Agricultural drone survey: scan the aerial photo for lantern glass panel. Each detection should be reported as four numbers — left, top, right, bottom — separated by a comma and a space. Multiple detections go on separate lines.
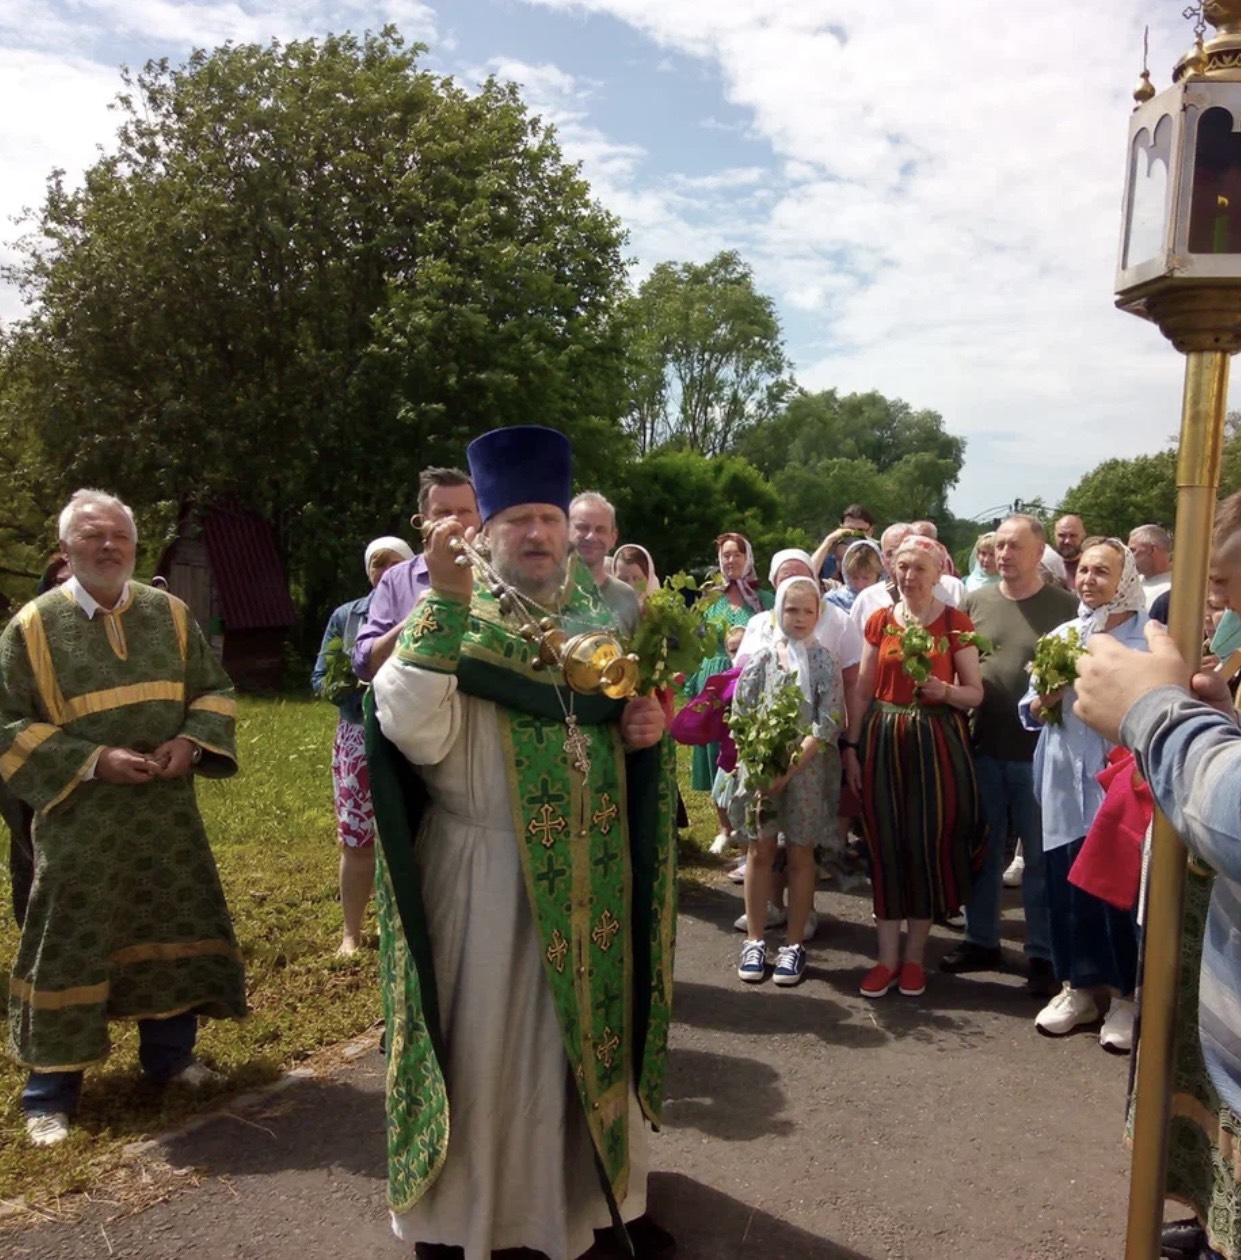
1125, 114, 1173, 270
1188, 105, 1241, 254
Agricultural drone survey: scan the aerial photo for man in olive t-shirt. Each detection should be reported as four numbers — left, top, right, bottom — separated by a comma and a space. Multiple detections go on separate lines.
941, 515, 1079, 992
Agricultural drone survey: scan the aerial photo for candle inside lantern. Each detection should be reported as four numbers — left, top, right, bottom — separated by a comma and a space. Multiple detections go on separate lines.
1216, 194, 1231, 253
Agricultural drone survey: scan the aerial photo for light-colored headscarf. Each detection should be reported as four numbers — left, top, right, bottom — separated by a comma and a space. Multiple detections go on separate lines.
364, 535, 414, 577
767, 547, 816, 585
1077, 539, 1144, 634
829, 538, 884, 610
892, 534, 944, 572
614, 543, 660, 601
965, 533, 999, 592
773, 575, 823, 702
717, 532, 763, 613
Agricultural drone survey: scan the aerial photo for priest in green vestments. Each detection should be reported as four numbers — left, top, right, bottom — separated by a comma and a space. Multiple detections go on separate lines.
0, 490, 247, 1147
367, 426, 679, 1260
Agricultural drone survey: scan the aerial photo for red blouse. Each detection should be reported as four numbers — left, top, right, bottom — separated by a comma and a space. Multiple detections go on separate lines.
865, 604, 976, 706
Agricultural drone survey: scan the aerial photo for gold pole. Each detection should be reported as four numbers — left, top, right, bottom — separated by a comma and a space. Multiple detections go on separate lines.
1123, 348, 1229, 1260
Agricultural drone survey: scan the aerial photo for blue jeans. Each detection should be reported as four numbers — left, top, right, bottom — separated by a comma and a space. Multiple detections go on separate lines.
964, 756, 1051, 961
22, 1010, 199, 1117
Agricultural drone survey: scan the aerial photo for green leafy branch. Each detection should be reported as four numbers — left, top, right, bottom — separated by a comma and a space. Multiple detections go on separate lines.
728, 679, 815, 833
1028, 627, 1085, 726
627, 571, 724, 691
319, 635, 359, 705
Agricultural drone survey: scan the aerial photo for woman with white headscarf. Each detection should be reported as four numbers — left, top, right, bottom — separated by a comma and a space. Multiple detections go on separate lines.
612, 543, 660, 604
1019, 537, 1146, 1052
312, 535, 414, 955
682, 533, 775, 831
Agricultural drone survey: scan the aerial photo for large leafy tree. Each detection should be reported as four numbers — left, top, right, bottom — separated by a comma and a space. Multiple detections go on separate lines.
622, 251, 792, 456
1059, 452, 1180, 539
610, 449, 794, 578
1, 30, 631, 631
738, 388, 966, 540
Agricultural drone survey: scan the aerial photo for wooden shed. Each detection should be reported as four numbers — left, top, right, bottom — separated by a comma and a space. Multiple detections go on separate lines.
156, 504, 298, 692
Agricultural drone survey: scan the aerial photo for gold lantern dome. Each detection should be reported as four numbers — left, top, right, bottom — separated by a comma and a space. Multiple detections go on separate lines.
1117, 0, 1241, 351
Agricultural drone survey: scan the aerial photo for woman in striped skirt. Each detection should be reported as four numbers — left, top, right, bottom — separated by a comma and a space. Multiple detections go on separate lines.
843, 535, 985, 1000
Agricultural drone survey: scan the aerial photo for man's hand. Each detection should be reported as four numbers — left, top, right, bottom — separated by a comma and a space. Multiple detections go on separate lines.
1074, 621, 1194, 743
95, 747, 160, 785
620, 695, 664, 750
424, 517, 475, 600
151, 737, 196, 780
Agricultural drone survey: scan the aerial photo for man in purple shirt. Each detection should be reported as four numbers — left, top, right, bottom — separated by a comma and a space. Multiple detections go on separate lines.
352, 468, 480, 681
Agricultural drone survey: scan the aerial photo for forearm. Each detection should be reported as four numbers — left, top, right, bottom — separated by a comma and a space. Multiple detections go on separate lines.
946, 680, 983, 709
1122, 686, 1241, 881
365, 622, 405, 678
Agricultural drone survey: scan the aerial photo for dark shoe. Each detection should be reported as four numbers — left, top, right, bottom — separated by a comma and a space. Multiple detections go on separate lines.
1024, 957, 1059, 998
414, 1246, 464, 1260
1160, 1218, 1206, 1260
939, 941, 1002, 974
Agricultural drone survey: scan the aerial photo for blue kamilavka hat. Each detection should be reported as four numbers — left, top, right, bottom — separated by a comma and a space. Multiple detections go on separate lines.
466, 426, 573, 523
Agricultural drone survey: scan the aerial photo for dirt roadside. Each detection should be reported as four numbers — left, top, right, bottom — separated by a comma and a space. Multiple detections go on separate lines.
6, 880, 1133, 1260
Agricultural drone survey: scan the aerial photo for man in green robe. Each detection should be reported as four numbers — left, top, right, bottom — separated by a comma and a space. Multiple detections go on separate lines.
367, 426, 678, 1260
0, 489, 247, 1147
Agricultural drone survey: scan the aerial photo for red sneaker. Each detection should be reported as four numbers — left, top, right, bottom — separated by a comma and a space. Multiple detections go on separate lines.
898, 962, 927, 996
860, 964, 898, 998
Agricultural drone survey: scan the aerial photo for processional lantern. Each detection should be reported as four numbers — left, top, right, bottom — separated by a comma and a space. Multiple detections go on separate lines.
1116, 5, 1241, 1259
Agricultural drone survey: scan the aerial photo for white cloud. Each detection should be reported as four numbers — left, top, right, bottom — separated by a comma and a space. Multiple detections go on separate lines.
513, 0, 1201, 515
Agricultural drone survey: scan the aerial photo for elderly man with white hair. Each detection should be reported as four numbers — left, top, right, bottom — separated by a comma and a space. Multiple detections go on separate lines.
0, 489, 246, 1147
1129, 523, 1173, 607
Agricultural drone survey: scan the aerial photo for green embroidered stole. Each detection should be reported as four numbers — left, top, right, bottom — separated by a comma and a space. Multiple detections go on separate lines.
366, 559, 677, 1218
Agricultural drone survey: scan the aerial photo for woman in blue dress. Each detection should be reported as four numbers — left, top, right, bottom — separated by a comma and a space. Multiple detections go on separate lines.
1020, 538, 1147, 1053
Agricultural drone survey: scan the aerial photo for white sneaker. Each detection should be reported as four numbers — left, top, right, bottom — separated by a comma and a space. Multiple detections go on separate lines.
1100, 997, 1136, 1053
170, 1061, 224, 1088
1035, 986, 1100, 1036
1002, 849, 1025, 888
801, 910, 820, 942
733, 902, 788, 932
708, 831, 732, 855
26, 1112, 70, 1147
727, 859, 747, 884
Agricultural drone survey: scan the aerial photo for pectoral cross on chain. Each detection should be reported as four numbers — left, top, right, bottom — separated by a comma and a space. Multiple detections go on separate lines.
563, 714, 592, 779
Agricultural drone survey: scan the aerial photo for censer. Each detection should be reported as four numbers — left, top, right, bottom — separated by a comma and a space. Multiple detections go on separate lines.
415, 517, 640, 700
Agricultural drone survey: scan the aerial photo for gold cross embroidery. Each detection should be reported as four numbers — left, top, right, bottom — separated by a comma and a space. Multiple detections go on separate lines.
546, 929, 568, 974
528, 803, 568, 849
410, 603, 443, 638
591, 793, 619, 835
594, 1025, 620, 1069
591, 909, 620, 952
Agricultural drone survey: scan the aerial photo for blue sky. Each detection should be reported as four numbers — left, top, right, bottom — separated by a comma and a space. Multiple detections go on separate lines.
0, 1, 1209, 522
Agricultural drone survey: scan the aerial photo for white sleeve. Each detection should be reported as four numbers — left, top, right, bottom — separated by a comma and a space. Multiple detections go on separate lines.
849, 584, 885, 629
736, 612, 768, 661
817, 602, 863, 671
372, 659, 462, 767
937, 575, 965, 607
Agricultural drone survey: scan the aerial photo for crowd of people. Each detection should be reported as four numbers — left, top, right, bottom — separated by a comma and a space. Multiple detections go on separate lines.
4, 448, 1241, 1260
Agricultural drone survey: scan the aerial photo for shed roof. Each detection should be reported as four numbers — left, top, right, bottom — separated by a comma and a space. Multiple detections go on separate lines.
201, 506, 298, 630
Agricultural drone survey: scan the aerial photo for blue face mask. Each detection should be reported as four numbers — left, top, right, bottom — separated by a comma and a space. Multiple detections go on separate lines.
1212, 608, 1241, 658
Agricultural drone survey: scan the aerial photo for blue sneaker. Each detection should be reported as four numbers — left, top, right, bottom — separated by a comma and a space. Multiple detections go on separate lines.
737, 938, 767, 982
773, 944, 806, 987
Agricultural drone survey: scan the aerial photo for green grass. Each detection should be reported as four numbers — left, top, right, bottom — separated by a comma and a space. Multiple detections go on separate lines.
0, 698, 725, 1211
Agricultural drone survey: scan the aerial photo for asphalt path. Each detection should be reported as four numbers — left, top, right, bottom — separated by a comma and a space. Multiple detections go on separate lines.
7, 879, 1133, 1260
